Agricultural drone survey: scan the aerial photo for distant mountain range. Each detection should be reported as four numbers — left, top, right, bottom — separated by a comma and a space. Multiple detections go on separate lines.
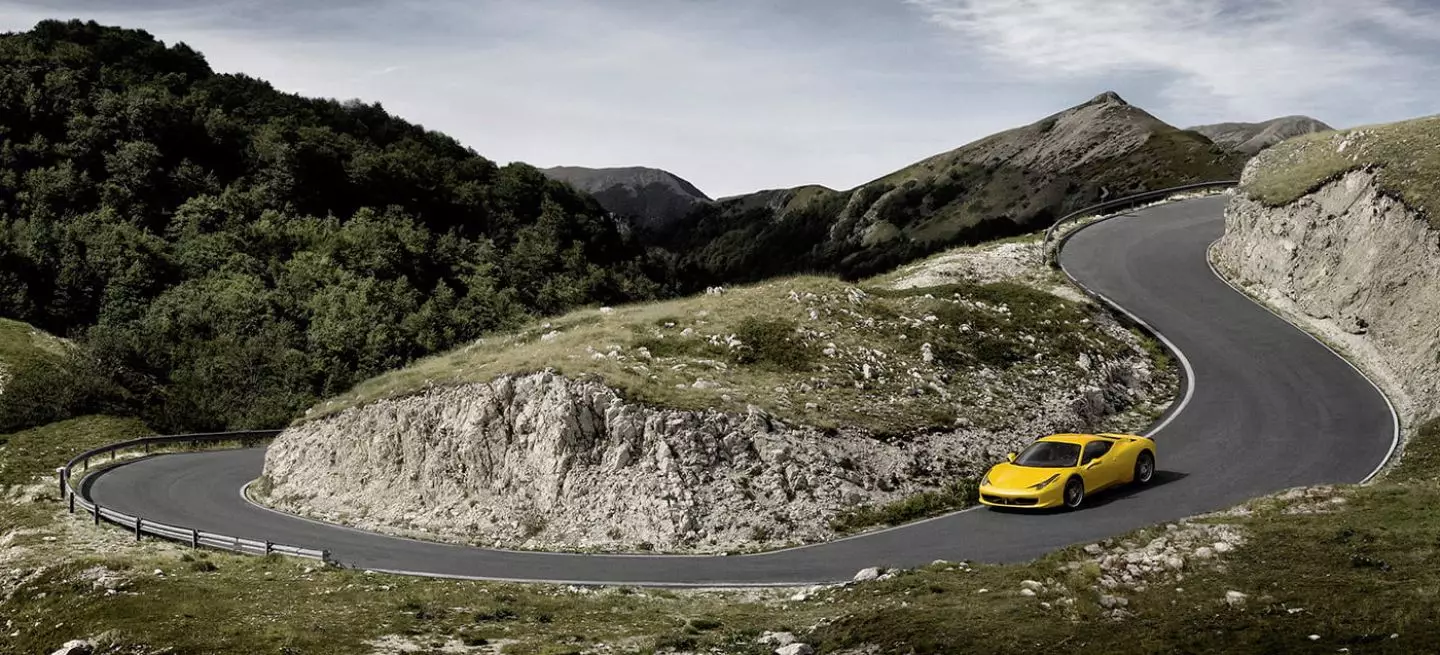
541, 166, 711, 231
638, 91, 1245, 283
542, 98, 1329, 287
1188, 116, 1334, 155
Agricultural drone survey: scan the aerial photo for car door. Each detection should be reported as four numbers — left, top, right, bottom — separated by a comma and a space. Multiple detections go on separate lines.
1079, 440, 1117, 491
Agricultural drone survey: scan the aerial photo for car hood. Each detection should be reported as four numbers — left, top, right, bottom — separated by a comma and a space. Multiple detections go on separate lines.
984, 462, 1067, 489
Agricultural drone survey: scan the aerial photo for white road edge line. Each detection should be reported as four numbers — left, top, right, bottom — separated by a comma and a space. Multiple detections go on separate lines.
1203, 240, 1401, 484
1056, 211, 1196, 440
238, 479, 889, 585
239, 478, 981, 563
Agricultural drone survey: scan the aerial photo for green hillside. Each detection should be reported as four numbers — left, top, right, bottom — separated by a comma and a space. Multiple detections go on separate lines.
0, 20, 670, 432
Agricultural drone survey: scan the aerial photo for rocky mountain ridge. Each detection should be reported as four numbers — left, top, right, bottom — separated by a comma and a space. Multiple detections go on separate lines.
1189, 116, 1333, 155
542, 166, 712, 231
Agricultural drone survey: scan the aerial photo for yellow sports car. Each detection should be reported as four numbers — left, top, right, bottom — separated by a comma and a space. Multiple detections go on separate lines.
978, 433, 1156, 509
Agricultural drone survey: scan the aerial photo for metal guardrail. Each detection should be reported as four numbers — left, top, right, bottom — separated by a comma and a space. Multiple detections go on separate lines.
1041, 180, 1239, 267
58, 430, 331, 563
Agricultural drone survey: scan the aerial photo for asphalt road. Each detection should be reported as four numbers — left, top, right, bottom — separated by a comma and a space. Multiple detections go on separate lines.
83, 195, 1397, 585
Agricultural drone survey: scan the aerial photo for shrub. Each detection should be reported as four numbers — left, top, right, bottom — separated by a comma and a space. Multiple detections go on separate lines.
188, 560, 218, 573
730, 317, 813, 372
830, 479, 979, 533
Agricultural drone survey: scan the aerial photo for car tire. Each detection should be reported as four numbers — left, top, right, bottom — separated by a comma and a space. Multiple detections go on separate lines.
1063, 477, 1085, 509
1133, 451, 1156, 485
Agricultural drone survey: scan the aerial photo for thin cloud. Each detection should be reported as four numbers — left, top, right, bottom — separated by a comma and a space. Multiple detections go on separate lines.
905, 0, 1440, 123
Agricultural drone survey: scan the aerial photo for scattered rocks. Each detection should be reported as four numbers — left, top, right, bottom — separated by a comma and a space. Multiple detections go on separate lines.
758, 631, 797, 646
49, 640, 93, 655
776, 644, 815, 655
1225, 591, 1248, 607
853, 567, 883, 582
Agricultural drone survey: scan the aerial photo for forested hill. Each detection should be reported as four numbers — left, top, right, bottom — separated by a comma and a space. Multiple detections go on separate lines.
0, 20, 668, 432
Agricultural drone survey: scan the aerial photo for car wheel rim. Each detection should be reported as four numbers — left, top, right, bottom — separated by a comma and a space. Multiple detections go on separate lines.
1066, 482, 1082, 507
1139, 458, 1153, 482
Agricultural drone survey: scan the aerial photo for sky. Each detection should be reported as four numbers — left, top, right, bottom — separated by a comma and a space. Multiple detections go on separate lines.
2, 0, 1438, 197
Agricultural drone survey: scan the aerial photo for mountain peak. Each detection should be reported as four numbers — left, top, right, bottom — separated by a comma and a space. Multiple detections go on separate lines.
542, 166, 711, 230
1089, 91, 1128, 106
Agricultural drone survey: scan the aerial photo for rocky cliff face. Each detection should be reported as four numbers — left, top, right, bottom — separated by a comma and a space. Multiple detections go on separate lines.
1214, 169, 1440, 420
262, 349, 1155, 552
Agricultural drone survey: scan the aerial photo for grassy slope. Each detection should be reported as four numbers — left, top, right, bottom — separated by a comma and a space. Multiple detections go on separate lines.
309, 273, 1138, 437
0, 317, 67, 385
0, 415, 150, 487
4, 413, 1440, 654
1242, 114, 1440, 227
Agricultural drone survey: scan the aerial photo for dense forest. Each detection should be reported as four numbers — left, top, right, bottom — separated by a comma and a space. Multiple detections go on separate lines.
0, 20, 671, 432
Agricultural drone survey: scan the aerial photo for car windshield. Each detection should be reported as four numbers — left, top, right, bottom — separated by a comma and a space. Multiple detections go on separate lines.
1013, 441, 1081, 468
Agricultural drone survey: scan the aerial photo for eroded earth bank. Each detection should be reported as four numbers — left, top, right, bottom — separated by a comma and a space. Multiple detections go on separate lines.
1214, 125, 1440, 423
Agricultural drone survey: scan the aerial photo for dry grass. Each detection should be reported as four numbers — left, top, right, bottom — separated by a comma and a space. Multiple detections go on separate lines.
1242, 114, 1440, 227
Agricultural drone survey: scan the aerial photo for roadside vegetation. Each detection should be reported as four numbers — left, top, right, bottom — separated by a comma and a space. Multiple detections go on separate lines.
828, 480, 979, 534
1242, 114, 1440, 226
5, 412, 1440, 654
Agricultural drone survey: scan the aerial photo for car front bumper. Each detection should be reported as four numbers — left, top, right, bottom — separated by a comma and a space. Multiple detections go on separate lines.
978, 483, 1066, 509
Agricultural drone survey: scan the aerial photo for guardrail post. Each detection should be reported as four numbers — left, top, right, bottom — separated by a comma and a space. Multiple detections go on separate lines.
68, 491, 74, 513
56, 467, 65, 497
265, 541, 272, 556
92, 503, 100, 525
135, 518, 142, 541
191, 529, 199, 549
144, 442, 150, 455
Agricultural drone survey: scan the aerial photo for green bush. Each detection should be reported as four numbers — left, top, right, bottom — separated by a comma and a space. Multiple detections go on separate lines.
730, 317, 813, 372
830, 479, 979, 533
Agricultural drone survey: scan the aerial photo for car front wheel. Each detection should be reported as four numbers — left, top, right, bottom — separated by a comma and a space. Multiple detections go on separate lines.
1063, 477, 1085, 509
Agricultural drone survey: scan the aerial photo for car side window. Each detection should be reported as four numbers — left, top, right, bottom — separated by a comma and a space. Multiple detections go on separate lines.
1082, 441, 1112, 464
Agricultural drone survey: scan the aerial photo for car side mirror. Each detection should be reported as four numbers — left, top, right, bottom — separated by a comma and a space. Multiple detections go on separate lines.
1006, 452, 1016, 462
1085, 459, 1101, 469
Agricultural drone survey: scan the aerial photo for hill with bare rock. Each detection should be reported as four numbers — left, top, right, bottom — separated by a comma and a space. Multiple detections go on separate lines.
652, 91, 1244, 283
1189, 116, 1333, 155
542, 166, 712, 231
258, 237, 1177, 553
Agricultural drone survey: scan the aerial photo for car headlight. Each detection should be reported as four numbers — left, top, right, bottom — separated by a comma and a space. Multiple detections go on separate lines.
1028, 474, 1060, 490
981, 472, 992, 487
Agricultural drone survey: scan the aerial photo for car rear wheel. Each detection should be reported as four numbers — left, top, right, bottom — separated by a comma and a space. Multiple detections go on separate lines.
1134, 451, 1155, 485
1063, 477, 1085, 509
